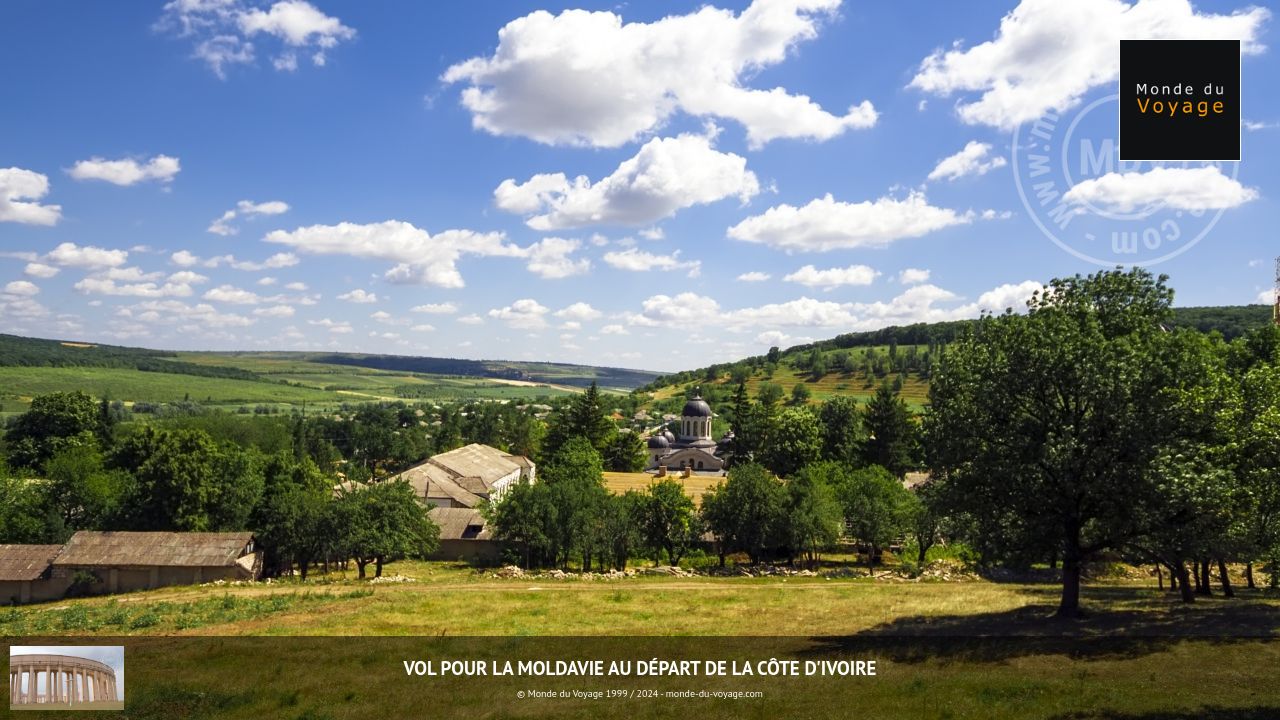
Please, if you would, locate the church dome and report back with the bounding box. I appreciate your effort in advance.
[682,395,712,418]
[661,429,676,443]
[647,434,670,449]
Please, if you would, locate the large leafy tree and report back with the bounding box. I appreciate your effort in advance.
[836,465,914,565]
[41,444,131,533]
[332,479,439,578]
[5,391,103,470]
[638,478,700,565]
[764,407,821,478]
[926,268,1220,616]
[251,453,333,578]
[783,463,845,565]
[603,430,647,472]
[700,463,785,564]
[543,382,615,460]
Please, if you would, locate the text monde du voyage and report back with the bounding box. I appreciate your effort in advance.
[1134,82,1228,118]
[403,659,877,678]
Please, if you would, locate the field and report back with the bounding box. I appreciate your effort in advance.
[603,472,722,505]
[4,561,1279,719]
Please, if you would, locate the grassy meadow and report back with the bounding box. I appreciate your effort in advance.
[4,561,1280,719]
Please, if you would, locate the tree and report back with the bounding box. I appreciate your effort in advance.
[808,349,828,381]
[818,396,864,466]
[700,463,784,564]
[603,430,647,472]
[250,453,332,578]
[763,407,821,478]
[926,268,1222,616]
[486,479,555,569]
[5,391,103,470]
[783,463,845,565]
[543,382,615,460]
[639,478,699,565]
[541,437,610,568]
[767,346,781,365]
[332,479,439,578]
[788,383,811,407]
[41,443,130,532]
[862,383,917,478]
[836,465,913,565]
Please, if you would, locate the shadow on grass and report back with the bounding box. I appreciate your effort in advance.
[1047,707,1280,720]
[805,587,1280,664]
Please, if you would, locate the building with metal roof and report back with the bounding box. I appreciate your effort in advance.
[53,531,260,594]
[645,392,729,473]
[0,545,64,604]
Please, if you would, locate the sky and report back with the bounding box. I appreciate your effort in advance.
[0,0,1277,372]
[11,645,125,701]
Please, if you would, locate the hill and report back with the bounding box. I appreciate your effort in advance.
[0,334,661,415]
[637,305,1274,418]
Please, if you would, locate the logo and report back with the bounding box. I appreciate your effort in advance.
[1119,39,1240,161]
[1013,94,1238,266]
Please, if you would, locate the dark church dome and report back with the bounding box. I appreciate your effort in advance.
[647,434,670,449]
[682,395,712,418]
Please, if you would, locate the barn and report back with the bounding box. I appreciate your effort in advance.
[428,507,500,563]
[0,545,65,604]
[52,531,261,593]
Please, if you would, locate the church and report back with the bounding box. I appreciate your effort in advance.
[645,393,733,473]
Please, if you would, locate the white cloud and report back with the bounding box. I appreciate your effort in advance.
[1257,289,1276,304]
[524,237,590,278]
[75,277,195,298]
[337,288,378,303]
[601,324,629,335]
[457,314,485,325]
[630,292,720,326]
[755,330,812,347]
[442,0,876,148]
[94,266,164,282]
[554,302,602,322]
[46,242,128,269]
[68,155,180,185]
[168,270,209,285]
[284,281,308,291]
[488,298,549,329]
[3,281,39,297]
[0,168,61,225]
[728,192,974,252]
[119,299,256,328]
[959,280,1043,315]
[411,323,436,332]
[309,317,352,333]
[157,0,355,77]
[927,141,1007,182]
[203,284,263,304]
[264,220,523,288]
[784,264,879,290]
[495,132,759,230]
[899,268,931,285]
[257,276,277,286]
[602,247,701,277]
[1244,119,1278,132]
[737,271,771,282]
[1062,166,1258,213]
[253,304,295,318]
[23,262,60,279]
[208,198,290,235]
[908,0,1270,129]
[412,302,458,314]
[639,227,665,241]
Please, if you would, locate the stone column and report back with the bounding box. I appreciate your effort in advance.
[45,663,51,704]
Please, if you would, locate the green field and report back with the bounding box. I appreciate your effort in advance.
[4,561,1279,719]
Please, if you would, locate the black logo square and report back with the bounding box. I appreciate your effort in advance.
[1119,39,1240,161]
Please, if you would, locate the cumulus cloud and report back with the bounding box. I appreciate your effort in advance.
[554,302,602,322]
[0,168,62,225]
[208,199,290,235]
[728,192,974,252]
[23,262,60,279]
[783,264,879,290]
[3,281,39,297]
[170,250,298,271]
[601,324,629,335]
[68,155,181,185]
[457,314,484,325]
[156,0,355,78]
[488,298,549,329]
[737,271,771,282]
[203,284,264,304]
[602,247,701,277]
[908,0,1269,129]
[442,0,876,148]
[309,317,352,333]
[1062,166,1258,213]
[524,237,590,279]
[495,132,759,230]
[1257,289,1276,304]
[46,242,128,269]
[116,300,255,328]
[899,268,931,285]
[264,220,523,288]
[928,141,1007,182]
[337,289,378,304]
[628,292,720,327]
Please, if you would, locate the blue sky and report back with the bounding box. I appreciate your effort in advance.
[1,0,1276,371]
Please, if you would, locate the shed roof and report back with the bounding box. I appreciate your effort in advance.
[428,443,523,488]
[0,544,63,581]
[428,507,492,541]
[54,531,254,568]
